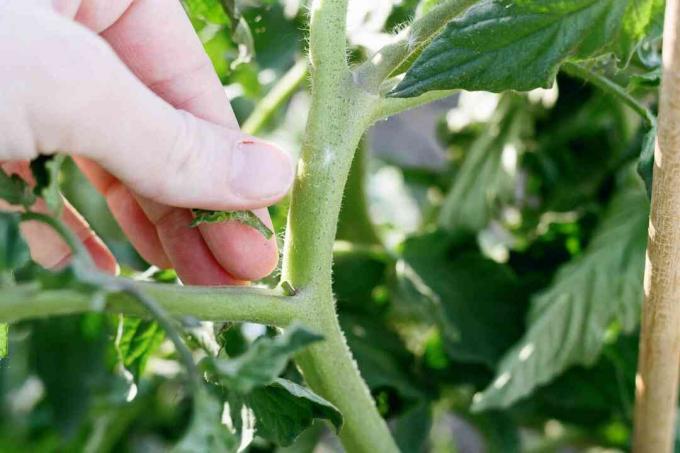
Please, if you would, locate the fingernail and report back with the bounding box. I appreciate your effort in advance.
[230,140,294,200]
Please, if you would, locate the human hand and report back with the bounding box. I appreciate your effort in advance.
[0,0,294,285]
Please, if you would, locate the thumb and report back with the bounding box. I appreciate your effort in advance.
[2,6,293,211]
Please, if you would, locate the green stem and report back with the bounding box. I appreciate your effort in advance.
[0,281,299,326]
[280,1,398,451]
[242,58,308,135]
[116,280,203,392]
[562,62,656,129]
[354,0,478,93]
[374,88,456,121]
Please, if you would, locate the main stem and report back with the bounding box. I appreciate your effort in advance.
[280,1,397,452]
[633,0,680,451]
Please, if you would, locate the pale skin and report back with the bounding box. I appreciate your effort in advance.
[0,0,295,284]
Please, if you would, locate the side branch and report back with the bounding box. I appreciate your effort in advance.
[0,282,301,327]
[373,88,456,121]
[242,58,308,135]
[354,0,477,93]
[633,0,680,451]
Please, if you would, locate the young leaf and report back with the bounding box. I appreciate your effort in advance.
[204,324,323,393]
[173,389,239,453]
[472,183,649,411]
[0,168,36,209]
[0,212,30,273]
[637,124,657,199]
[438,95,526,235]
[30,154,65,214]
[191,209,273,239]
[115,316,165,383]
[241,378,343,446]
[390,0,661,97]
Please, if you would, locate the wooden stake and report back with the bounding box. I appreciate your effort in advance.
[634,1,680,451]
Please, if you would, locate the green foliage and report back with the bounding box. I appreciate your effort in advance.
[638,124,657,197]
[395,231,526,366]
[241,378,342,445]
[0,324,6,359]
[473,183,649,411]
[438,95,529,235]
[204,324,322,393]
[391,0,663,97]
[114,316,165,383]
[0,170,35,208]
[173,389,239,453]
[30,155,65,214]
[0,212,30,273]
[191,209,273,239]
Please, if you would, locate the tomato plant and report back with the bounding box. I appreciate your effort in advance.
[1,0,678,452]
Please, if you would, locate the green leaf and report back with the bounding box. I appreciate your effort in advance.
[0,168,36,208]
[395,231,526,366]
[438,95,526,234]
[191,209,273,239]
[390,0,659,97]
[393,403,432,453]
[173,389,239,453]
[618,0,665,60]
[472,183,649,411]
[637,124,657,199]
[115,316,165,383]
[340,313,427,401]
[0,212,30,273]
[205,324,323,393]
[30,154,65,214]
[242,378,342,446]
[182,0,231,25]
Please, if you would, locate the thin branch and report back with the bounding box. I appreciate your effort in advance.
[242,58,308,135]
[373,88,456,121]
[0,281,300,327]
[354,0,478,93]
[633,0,680,451]
[562,62,656,129]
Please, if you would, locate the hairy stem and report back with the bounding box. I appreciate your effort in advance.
[281,1,398,451]
[0,282,299,327]
[242,58,308,135]
[354,0,478,93]
[633,0,680,451]
[374,88,456,121]
[562,62,656,129]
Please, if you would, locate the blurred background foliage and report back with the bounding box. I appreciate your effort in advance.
[0,0,664,451]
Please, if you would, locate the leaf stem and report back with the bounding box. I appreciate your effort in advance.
[242,58,308,135]
[112,280,203,392]
[561,62,656,129]
[354,0,478,93]
[0,282,300,327]
[373,88,456,121]
[633,0,680,451]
